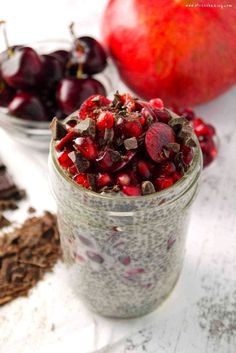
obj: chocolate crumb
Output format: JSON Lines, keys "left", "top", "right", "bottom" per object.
{"left": 141, "top": 181, "right": 155, "bottom": 195}
{"left": 50, "top": 117, "right": 67, "bottom": 140}
{"left": 74, "top": 152, "right": 90, "bottom": 172}
{"left": 28, "top": 206, "right": 36, "bottom": 214}
{"left": 124, "top": 137, "right": 138, "bottom": 150}
{"left": 75, "top": 117, "right": 96, "bottom": 138}
{"left": 0, "top": 212, "right": 61, "bottom": 306}
{"left": 0, "top": 214, "right": 11, "bottom": 229}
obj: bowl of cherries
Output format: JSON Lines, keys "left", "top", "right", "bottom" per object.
{"left": 0, "top": 22, "right": 114, "bottom": 150}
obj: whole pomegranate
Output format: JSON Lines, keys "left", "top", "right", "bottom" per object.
{"left": 102, "top": 0, "right": 236, "bottom": 107}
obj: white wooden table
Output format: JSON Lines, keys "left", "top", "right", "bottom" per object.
{"left": 1, "top": 1, "right": 236, "bottom": 352}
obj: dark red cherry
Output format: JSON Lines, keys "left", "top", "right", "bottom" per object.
{"left": 8, "top": 92, "right": 48, "bottom": 121}
{"left": 40, "top": 54, "right": 64, "bottom": 86}
{"left": 0, "top": 76, "right": 15, "bottom": 107}
{"left": 49, "top": 50, "right": 70, "bottom": 65}
{"left": 56, "top": 77, "right": 106, "bottom": 115}
{"left": 74, "top": 36, "right": 107, "bottom": 75}
{"left": 1, "top": 47, "right": 43, "bottom": 89}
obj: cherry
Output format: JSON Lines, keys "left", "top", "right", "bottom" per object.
{"left": 56, "top": 77, "right": 106, "bottom": 115}
{"left": 0, "top": 77, "right": 14, "bottom": 107}
{"left": 74, "top": 136, "right": 98, "bottom": 160}
{"left": 79, "top": 94, "right": 111, "bottom": 120}
{"left": 40, "top": 54, "right": 64, "bottom": 86}
{"left": 97, "top": 111, "right": 115, "bottom": 130}
{"left": 145, "top": 122, "right": 176, "bottom": 163}
{"left": 97, "top": 172, "right": 113, "bottom": 188}
{"left": 72, "top": 35, "right": 107, "bottom": 75}
{"left": 8, "top": 92, "right": 48, "bottom": 121}
{"left": 1, "top": 47, "right": 43, "bottom": 89}
{"left": 50, "top": 50, "right": 70, "bottom": 65}
{"left": 122, "top": 185, "right": 141, "bottom": 196}
{"left": 155, "top": 176, "right": 174, "bottom": 191}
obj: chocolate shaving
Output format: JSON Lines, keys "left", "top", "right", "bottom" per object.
{"left": 0, "top": 212, "right": 61, "bottom": 306}
{"left": 74, "top": 152, "right": 90, "bottom": 172}
{"left": 75, "top": 117, "right": 96, "bottom": 138}
{"left": 50, "top": 117, "right": 67, "bottom": 140}
{"left": 141, "top": 181, "right": 155, "bottom": 195}
{"left": 104, "top": 128, "right": 114, "bottom": 143}
{"left": 124, "top": 137, "right": 138, "bottom": 150}
{"left": 110, "top": 150, "right": 121, "bottom": 163}
{"left": 0, "top": 214, "right": 11, "bottom": 229}
{"left": 87, "top": 174, "right": 96, "bottom": 191}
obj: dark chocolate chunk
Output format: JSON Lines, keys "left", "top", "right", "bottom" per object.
{"left": 141, "top": 181, "right": 155, "bottom": 195}
{"left": 74, "top": 152, "right": 90, "bottom": 172}
{"left": 0, "top": 214, "right": 11, "bottom": 229}
{"left": 75, "top": 117, "right": 96, "bottom": 138}
{"left": 124, "top": 137, "right": 138, "bottom": 150}
{"left": 50, "top": 117, "right": 67, "bottom": 140}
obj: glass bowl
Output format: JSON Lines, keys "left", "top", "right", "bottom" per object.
{"left": 0, "top": 39, "right": 116, "bottom": 151}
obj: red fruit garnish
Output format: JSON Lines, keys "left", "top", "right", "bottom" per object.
{"left": 96, "top": 148, "right": 120, "bottom": 171}
{"left": 79, "top": 94, "right": 111, "bottom": 120}
{"left": 123, "top": 120, "right": 142, "bottom": 137}
{"left": 181, "top": 146, "right": 194, "bottom": 165}
{"left": 120, "top": 93, "right": 136, "bottom": 111}
{"left": 172, "top": 171, "right": 183, "bottom": 181}
{"left": 155, "top": 176, "right": 174, "bottom": 191}
{"left": 159, "top": 161, "right": 176, "bottom": 176}
{"left": 68, "top": 164, "right": 79, "bottom": 176}
{"left": 145, "top": 122, "right": 176, "bottom": 163}
{"left": 56, "top": 130, "right": 77, "bottom": 151}
{"left": 116, "top": 172, "right": 131, "bottom": 186}
{"left": 73, "top": 173, "right": 90, "bottom": 188}
{"left": 111, "top": 150, "right": 136, "bottom": 172}
{"left": 74, "top": 137, "right": 98, "bottom": 160}
{"left": 96, "top": 111, "right": 115, "bottom": 130}
{"left": 122, "top": 185, "right": 141, "bottom": 196}
{"left": 137, "top": 160, "right": 151, "bottom": 179}
{"left": 149, "top": 98, "right": 164, "bottom": 109}
{"left": 58, "top": 151, "right": 74, "bottom": 169}
{"left": 97, "top": 172, "right": 113, "bottom": 188}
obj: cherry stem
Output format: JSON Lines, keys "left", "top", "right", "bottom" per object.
{"left": 0, "top": 20, "right": 13, "bottom": 58}
{"left": 69, "top": 22, "right": 84, "bottom": 79}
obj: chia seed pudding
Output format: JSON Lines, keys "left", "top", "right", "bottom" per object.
{"left": 49, "top": 93, "right": 202, "bottom": 318}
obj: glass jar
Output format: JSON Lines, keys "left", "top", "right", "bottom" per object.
{"left": 49, "top": 139, "right": 202, "bottom": 318}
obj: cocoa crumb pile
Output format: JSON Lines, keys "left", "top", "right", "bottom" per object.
{"left": 0, "top": 212, "right": 61, "bottom": 306}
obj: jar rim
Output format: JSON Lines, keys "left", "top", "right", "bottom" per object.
{"left": 50, "top": 132, "right": 202, "bottom": 204}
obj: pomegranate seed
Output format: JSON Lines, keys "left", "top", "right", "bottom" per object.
{"left": 149, "top": 98, "right": 164, "bottom": 109}
{"left": 111, "top": 150, "right": 136, "bottom": 172}
{"left": 55, "top": 130, "right": 77, "bottom": 151}
{"left": 205, "top": 124, "right": 216, "bottom": 137}
{"left": 79, "top": 95, "right": 111, "bottom": 120}
{"left": 74, "top": 137, "right": 97, "bottom": 160}
{"left": 68, "top": 164, "right": 78, "bottom": 176}
{"left": 155, "top": 176, "right": 174, "bottom": 191}
{"left": 137, "top": 160, "right": 151, "bottom": 178}
{"left": 122, "top": 185, "right": 141, "bottom": 196}
{"left": 172, "top": 171, "right": 183, "bottom": 181}
{"left": 97, "top": 172, "right": 113, "bottom": 188}
{"left": 123, "top": 120, "right": 142, "bottom": 137}
{"left": 159, "top": 161, "right": 176, "bottom": 176}
{"left": 182, "top": 108, "right": 195, "bottom": 121}
{"left": 182, "top": 146, "right": 194, "bottom": 165}
{"left": 139, "top": 115, "right": 146, "bottom": 126}
{"left": 96, "top": 111, "right": 115, "bottom": 130}
{"left": 116, "top": 172, "right": 131, "bottom": 186}
{"left": 145, "top": 122, "right": 176, "bottom": 163}
{"left": 120, "top": 93, "right": 136, "bottom": 111}
{"left": 155, "top": 109, "right": 170, "bottom": 124}
{"left": 73, "top": 173, "right": 90, "bottom": 188}
{"left": 58, "top": 150, "right": 74, "bottom": 169}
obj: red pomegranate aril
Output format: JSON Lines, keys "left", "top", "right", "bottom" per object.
{"left": 155, "top": 109, "right": 170, "bottom": 124}
{"left": 68, "top": 164, "right": 78, "bottom": 176}
{"left": 97, "top": 111, "right": 115, "bottom": 130}
{"left": 120, "top": 93, "right": 136, "bottom": 111}
{"left": 97, "top": 172, "right": 113, "bottom": 187}
{"left": 123, "top": 120, "right": 142, "bottom": 137}
{"left": 155, "top": 176, "right": 174, "bottom": 191}
{"left": 56, "top": 131, "right": 77, "bottom": 151}
{"left": 96, "top": 148, "right": 120, "bottom": 171}
{"left": 137, "top": 160, "right": 151, "bottom": 178}
{"left": 122, "top": 185, "right": 141, "bottom": 196}
{"left": 139, "top": 114, "right": 146, "bottom": 126}
{"left": 58, "top": 151, "right": 74, "bottom": 169}
{"left": 79, "top": 94, "right": 111, "bottom": 120}
{"left": 182, "top": 146, "right": 194, "bottom": 165}
{"left": 172, "top": 171, "right": 183, "bottom": 181}
{"left": 149, "top": 98, "right": 164, "bottom": 109}
{"left": 182, "top": 108, "right": 195, "bottom": 121}
{"left": 111, "top": 150, "right": 136, "bottom": 172}
{"left": 117, "top": 172, "right": 131, "bottom": 186}
{"left": 145, "top": 122, "right": 176, "bottom": 163}
{"left": 74, "top": 137, "right": 97, "bottom": 160}
{"left": 74, "top": 173, "right": 90, "bottom": 188}
{"left": 159, "top": 161, "right": 176, "bottom": 176}
{"left": 205, "top": 124, "right": 216, "bottom": 137}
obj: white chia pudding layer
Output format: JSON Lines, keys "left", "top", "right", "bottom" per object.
{"left": 49, "top": 142, "right": 202, "bottom": 318}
